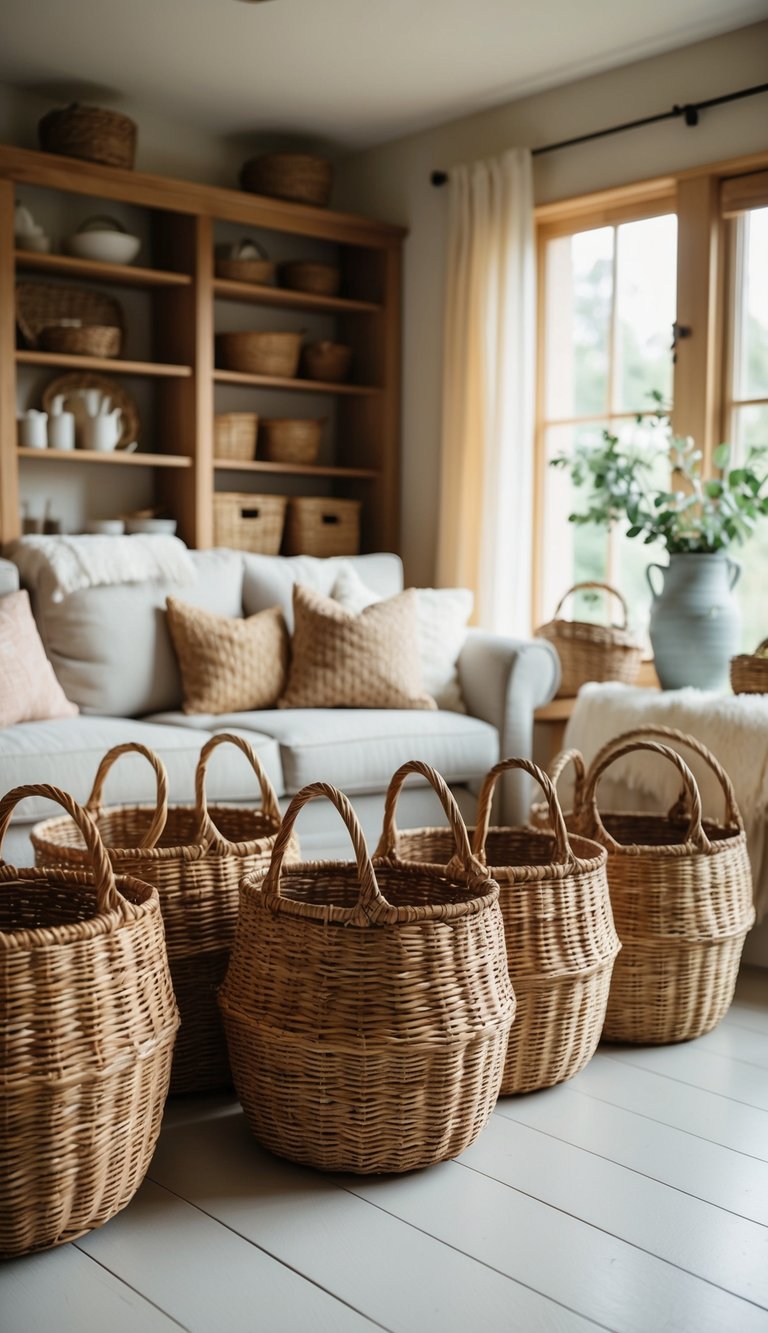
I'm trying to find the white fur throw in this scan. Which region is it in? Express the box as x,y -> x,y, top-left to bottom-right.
12,535 -> 197,602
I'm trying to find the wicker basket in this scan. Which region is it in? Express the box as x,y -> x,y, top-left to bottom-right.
1,783 -> 178,1257
302,339 -> 353,383
259,417 -> 323,465
376,758 -> 619,1094
42,372 -> 139,448
283,495 -> 360,557
731,637 -> 768,694
220,765 -> 515,1173
216,331 -> 303,378
31,737 -> 294,1096
38,104 -> 137,169
279,262 -> 340,297
240,153 -> 333,208
573,733 -> 755,1044
214,413 -> 259,461
213,491 -> 287,554
535,582 -> 643,698
39,323 -> 122,358
215,240 -> 275,286
16,282 -> 124,351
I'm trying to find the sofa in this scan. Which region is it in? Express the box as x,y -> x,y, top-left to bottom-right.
0,546 -> 560,868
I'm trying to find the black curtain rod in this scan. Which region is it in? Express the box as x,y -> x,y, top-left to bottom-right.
429,81 -> 768,185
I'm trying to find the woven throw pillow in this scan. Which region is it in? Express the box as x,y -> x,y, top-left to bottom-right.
0,589 -> 78,727
166,597 -> 288,714
279,584 -> 436,711
331,564 -> 472,712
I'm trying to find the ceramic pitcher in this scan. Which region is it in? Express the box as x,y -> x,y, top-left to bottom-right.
646,552 -> 741,691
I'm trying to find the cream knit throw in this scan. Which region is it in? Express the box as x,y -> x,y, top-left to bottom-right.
12,534 -> 197,602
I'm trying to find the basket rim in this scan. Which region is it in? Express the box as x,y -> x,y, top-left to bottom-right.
536,618 -> 643,650
388,823 -> 607,879
30,803 -> 281,864
0,867 -> 158,951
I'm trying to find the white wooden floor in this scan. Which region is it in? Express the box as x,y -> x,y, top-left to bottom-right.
4,967 -> 768,1333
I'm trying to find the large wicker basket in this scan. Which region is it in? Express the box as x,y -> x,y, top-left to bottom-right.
220,765 -> 515,1174
16,282 -> 124,352
213,491 -> 287,553
535,582 -> 643,698
376,758 -> 619,1094
259,417 -> 323,465
730,637 -> 768,694
283,495 -> 361,557
573,733 -> 755,1044
279,262 -> 340,297
240,153 -> 333,207
216,330 -> 303,378
1,784 -> 178,1257
38,104 -> 137,169
31,736 -> 293,1095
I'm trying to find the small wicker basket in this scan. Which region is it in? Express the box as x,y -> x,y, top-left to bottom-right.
730,637 -> 768,694
573,733 -> 755,1044
215,240 -> 276,286
302,339 -> 353,383
283,495 -> 360,557
216,330 -> 303,378
214,490 -> 287,553
1,783 -> 178,1257
31,737 -> 294,1095
279,262 -> 340,297
259,417 -> 323,465
240,153 -> 333,207
38,104 -> 137,169
535,582 -> 643,698
213,413 -> 259,461
39,323 -> 122,358
376,758 -> 619,1094
220,766 -> 515,1174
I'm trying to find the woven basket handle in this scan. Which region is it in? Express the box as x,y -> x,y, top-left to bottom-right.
553,582 -> 628,628
261,782 -> 393,926
587,724 -> 744,831
85,742 -> 169,849
194,732 -> 282,851
474,758 -> 573,864
0,784 -> 121,914
372,759 -> 482,876
549,748 -> 587,809
752,637 -> 768,655
582,740 -> 712,853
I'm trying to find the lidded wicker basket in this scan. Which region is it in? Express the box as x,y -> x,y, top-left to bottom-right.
31,736 -> 294,1095
38,104 -> 137,169
240,153 -> 333,207
535,582 -> 643,698
376,758 -> 619,1094
572,731 -> 755,1044
1,783 -> 178,1257
730,637 -> 768,694
220,763 -> 515,1174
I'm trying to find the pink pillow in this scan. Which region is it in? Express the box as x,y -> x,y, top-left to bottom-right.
0,590 -> 78,727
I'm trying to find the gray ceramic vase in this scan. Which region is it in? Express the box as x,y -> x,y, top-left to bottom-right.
646,552 -> 741,691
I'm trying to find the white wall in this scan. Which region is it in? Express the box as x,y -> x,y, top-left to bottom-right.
334,21 -> 768,585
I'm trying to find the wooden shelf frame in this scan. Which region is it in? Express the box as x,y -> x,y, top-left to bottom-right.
16,350 -> 192,377
213,458 -> 378,479
213,368 -> 382,396
14,249 -> 191,289
213,277 -> 380,315
18,447 -> 192,468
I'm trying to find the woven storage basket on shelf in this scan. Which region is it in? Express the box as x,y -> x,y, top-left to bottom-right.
240,153 -> 333,207
279,262 -> 340,297
572,731 -> 755,1044
213,491 -> 287,553
216,330 -> 303,378
215,240 -> 276,286
31,736 -> 294,1095
259,417 -> 323,465
220,763 -> 515,1173
730,637 -> 768,694
213,413 -> 259,461
376,758 -> 619,1094
16,282 -> 124,352
302,339 -> 353,383
38,104 -> 137,169
283,495 -> 361,557
1,783 -> 178,1257
39,323 -> 121,358
535,582 -> 644,698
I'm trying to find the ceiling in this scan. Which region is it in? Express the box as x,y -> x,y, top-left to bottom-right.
0,0 -> 765,154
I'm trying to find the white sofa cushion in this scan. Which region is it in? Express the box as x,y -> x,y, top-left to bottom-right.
241,552 -> 403,628
147,707 -> 498,794
25,549 -> 244,717
0,715 -> 284,826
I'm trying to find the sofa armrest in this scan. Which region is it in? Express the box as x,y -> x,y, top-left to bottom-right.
458,630 -> 560,823
0,559 -> 20,597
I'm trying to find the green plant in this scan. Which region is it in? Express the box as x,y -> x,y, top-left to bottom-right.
551,394 -> 768,553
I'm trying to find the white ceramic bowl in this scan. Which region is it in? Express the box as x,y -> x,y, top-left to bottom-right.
124,518 -> 177,536
63,231 -> 141,265
85,518 -> 125,535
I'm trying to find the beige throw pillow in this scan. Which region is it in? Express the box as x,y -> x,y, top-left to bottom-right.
0,589 -> 78,727
166,598 -> 288,714
279,584 -> 436,711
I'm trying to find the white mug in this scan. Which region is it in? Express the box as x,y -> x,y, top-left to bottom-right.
47,412 -> 76,451
18,411 -> 48,449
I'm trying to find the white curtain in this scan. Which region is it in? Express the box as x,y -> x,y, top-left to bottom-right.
436,148 -> 535,636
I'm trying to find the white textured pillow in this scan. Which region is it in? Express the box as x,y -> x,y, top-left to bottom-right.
331,565 -> 472,712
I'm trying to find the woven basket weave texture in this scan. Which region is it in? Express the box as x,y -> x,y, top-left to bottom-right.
38,104 -> 137,168
213,491 -> 287,554
730,638 -> 768,694
535,582 -> 643,698
283,495 -> 360,557
16,282 -> 124,351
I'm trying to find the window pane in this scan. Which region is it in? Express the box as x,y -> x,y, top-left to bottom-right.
545,228 -> 613,420
731,403 -> 768,458
736,523 -> 768,652
541,423 -> 608,623
614,214 -> 677,413
735,207 -> 768,402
